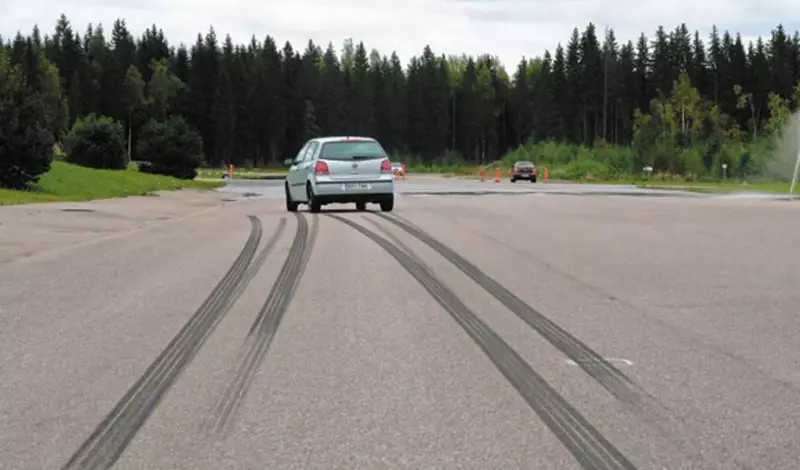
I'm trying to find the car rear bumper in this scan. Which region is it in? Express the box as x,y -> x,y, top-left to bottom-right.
313,179 -> 394,203
512,173 -> 536,179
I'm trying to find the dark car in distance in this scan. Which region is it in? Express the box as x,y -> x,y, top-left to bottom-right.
510,161 -> 537,183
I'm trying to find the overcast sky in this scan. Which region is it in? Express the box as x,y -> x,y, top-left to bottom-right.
2,0 -> 799,69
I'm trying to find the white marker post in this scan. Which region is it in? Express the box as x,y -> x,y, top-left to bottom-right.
790,147 -> 800,200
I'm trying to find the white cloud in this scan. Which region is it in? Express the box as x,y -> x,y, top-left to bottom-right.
1,0 -> 798,69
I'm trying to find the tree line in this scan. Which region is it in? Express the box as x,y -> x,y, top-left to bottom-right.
2,15 -> 800,187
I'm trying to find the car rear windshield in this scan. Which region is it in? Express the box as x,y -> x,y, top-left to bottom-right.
319,141 -> 386,160
515,161 -> 534,168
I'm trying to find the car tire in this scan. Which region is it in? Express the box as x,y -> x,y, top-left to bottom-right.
531,176 -> 537,183
355,202 -> 367,211
379,196 -> 394,212
510,178 -> 516,183
285,183 -> 298,212
307,183 -> 321,213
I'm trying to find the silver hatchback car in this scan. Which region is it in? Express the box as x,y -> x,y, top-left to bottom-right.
283,136 -> 395,213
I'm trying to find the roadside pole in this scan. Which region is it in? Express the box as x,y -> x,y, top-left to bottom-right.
790,124 -> 800,199
790,148 -> 800,199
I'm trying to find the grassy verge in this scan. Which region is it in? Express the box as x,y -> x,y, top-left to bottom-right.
634,180 -> 793,194
413,163 -> 796,194
404,164 -> 480,176
0,161 -> 223,205
197,167 -> 286,179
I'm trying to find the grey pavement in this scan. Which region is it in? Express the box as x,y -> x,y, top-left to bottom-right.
216,175 -> 791,201
0,177 -> 799,469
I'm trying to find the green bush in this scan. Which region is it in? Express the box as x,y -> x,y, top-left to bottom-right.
592,142 -> 635,176
136,116 -> 203,180
496,129 -> 797,182
678,147 -> 703,179
0,54 -> 54,189
561,159 -> 612,181
64,114 -> 127,169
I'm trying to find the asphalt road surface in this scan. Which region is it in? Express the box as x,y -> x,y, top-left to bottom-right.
1,179 -> 799,469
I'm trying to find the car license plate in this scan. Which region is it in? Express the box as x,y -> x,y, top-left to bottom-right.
343,183 -> 371,190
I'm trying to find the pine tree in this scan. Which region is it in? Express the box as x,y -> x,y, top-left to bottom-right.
348,41 -> 374,136
5,15 -> 800,177
0,51 -> 55,188
302,99 -> 321,142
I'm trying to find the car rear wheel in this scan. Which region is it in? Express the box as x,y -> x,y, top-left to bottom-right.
355,202 -> 367,211
531,176 -> 537,183
285,183 -> 298,212
379,196 -> 394,212
510,177 -> 516,183
306,183 -> 321,213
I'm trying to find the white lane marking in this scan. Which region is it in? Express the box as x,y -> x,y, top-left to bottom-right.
565,357 -> 634,366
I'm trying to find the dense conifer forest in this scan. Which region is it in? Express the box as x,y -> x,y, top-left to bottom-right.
3,15 -> 800,188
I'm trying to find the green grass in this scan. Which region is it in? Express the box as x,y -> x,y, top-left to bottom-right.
421,162 -> 797,194
0,161 -> 223,205
634,180 -> 794,194
196,167 -> 286,179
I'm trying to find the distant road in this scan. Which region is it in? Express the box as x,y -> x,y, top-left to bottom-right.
1,184 -> 799,469
214,174 -> 793,201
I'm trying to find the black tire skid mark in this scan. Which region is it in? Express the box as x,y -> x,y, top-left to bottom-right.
360,215 -> 432,271
419,206 -> 634,307
375,212 -> 708,464
62,215 -> 271,470
229,217 -> 288,301
375,213 -> 646,403
207,213 -> 317,437
328,214 -> 637,470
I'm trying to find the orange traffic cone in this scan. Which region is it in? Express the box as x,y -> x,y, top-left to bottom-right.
494,167 -> 500,183
480,167 -> 485,182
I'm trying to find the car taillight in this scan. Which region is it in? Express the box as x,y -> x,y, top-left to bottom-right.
380,159 -> 391,173
315,160 -> 329,175
513,167 -> 519,174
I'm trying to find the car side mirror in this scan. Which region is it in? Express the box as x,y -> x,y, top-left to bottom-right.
283,158 -> 294,167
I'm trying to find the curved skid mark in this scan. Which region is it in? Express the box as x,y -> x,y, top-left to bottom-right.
375,212 -> 707,465
62,216 -> 265,470
327,214 -> 637,470
375,213 -> 643,400
230,217 -> 288,301
207,212 -> 318,437
360,216 -> 431,270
